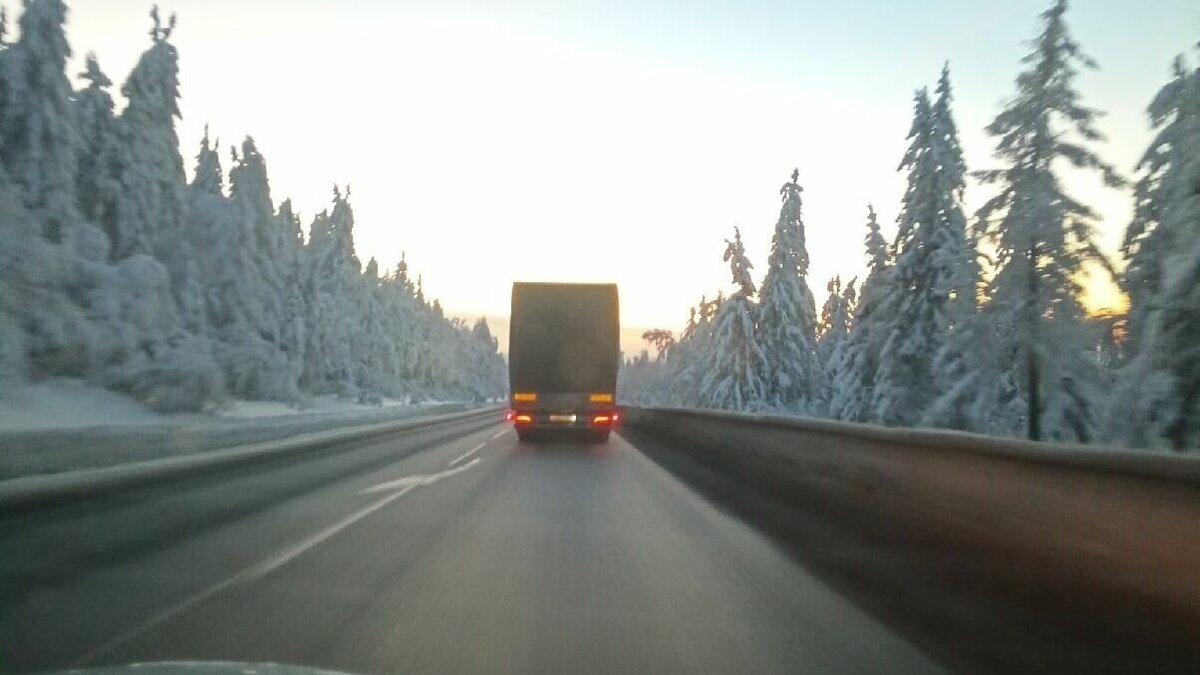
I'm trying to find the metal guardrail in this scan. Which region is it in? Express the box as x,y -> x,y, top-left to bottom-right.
623,406 -> 1200,485
0,407 -> 503,511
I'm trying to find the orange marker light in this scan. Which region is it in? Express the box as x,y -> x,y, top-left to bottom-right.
592,415 -> 611,425
513,392 -> 538,402
515,414 -> 534,424
589,393 -> 614,403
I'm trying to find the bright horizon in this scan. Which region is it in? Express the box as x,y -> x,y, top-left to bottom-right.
47,0 -> 1199,348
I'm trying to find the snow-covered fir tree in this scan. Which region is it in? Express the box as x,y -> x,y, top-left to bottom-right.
0,0 -> 87,377
699,228 -> 769,411
973,0 -> 1123,441
829,206 -> 895,422
301,188 -> 357,395
0,0 -> 77,243
872,70 -> 976,427
75,53 -> 120,238
817,275 -> 855,370
1116,44 -> 1200,450
756,169 -> 824,414
662,294 -> 719,407
115,7 -> 207,334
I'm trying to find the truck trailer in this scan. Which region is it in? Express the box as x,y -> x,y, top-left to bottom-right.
507,282 -> 620,443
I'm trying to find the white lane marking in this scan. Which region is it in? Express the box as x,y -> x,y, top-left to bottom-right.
359,457 -> 480,494
75,459 -> 481,666
449,443 -> 486,467
491,429 -> 509,440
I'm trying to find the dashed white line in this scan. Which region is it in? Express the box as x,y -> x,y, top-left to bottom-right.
491,429 -> 510,440
449,443 -> 486,467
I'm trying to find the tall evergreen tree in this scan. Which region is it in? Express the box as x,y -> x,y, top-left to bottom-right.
0,0 -> 77,242
873,71 -> 975,426
301,187 -> 357,394
757,169 -> 824,413
699,228 -> 769,411
114,7 -> 183,260
973,0 -> 1123,441
1117,45 -> 1200,450
75,53 -> 120,239
818,275 -> 855,366
829,206 -> 895,421
228,136 -> 298,398
664,294 -> 716,407
0,0 -> 97,377
115,7 -> 208,334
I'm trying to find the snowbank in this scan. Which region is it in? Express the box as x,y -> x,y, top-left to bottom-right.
0,378 -> 487,479
0,378 -> 170,431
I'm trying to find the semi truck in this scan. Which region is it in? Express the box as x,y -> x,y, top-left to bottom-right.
508,282 -> 620,443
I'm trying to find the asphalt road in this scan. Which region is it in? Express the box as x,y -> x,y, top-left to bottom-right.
0,416 -> 945,674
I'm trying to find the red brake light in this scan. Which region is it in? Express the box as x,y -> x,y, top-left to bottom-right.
592,415 -> 611,425
504,410 -> 515,421
611,413 -> 620,423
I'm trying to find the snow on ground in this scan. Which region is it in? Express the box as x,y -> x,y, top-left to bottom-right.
1,379 -> 486,479
0,378 -> 452,431
221,396 -> 411,419
0,378 -> 170,431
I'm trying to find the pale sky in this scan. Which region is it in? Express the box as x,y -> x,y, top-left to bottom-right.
37,0 -> 1200,347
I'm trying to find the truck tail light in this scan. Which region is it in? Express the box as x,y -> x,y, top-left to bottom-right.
515,413 -> 533,425
592,415 -> 611,425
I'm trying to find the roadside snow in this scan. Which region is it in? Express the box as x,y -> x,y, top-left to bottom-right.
0,378 -> 169,431
221,396 -> 411,419
0,379 -> 440,430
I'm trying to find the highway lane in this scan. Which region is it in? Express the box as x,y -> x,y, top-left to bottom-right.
0,417 -> 945,674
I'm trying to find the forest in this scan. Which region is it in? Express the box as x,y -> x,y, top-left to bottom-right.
0,1 -> 508,412
620,1 -> 1200,452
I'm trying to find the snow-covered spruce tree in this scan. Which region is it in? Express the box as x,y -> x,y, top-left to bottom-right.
468,317 -> 506,402
185,134 -> 288,400
817,275 -> 855,374
275,197 -> 308,398
756,169 -> 824,414
75,53 -> 121,241
0,0 -> 77,244
663,297 -> 713,407
974,0 -> 1123,442
301,188 -> 358,396
699,228 -> 769,411
1116,45 -> 1200,450
829,206 -> 895,422
921,65 -> 992,432
226,136 -> 300,400
115,7 -> 207,333
0,0 -> 91,378
872,72 -> 976,427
